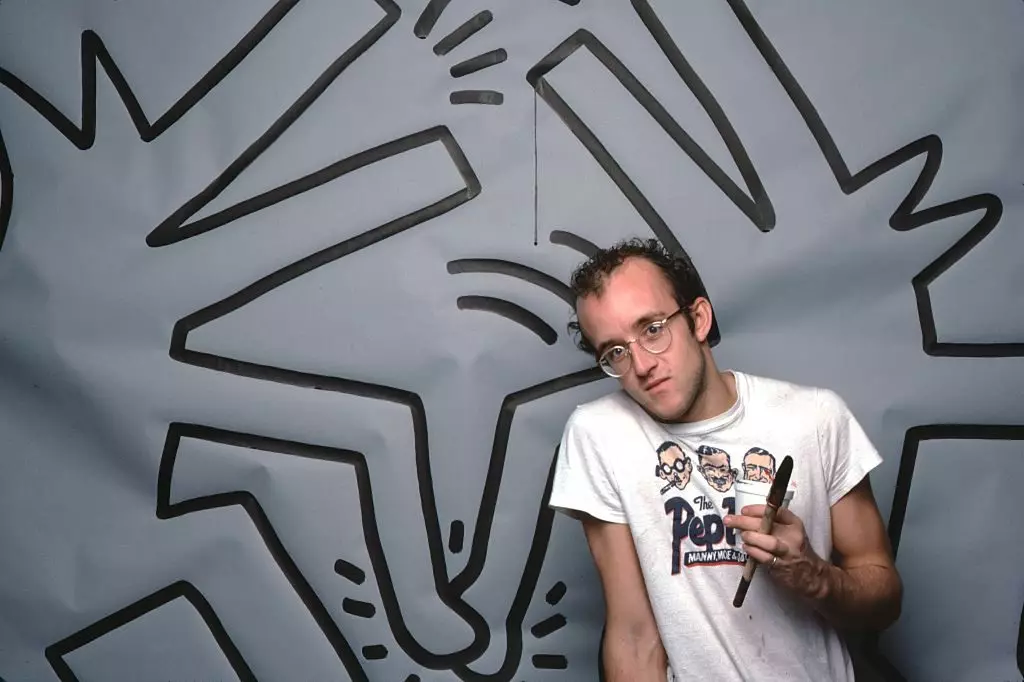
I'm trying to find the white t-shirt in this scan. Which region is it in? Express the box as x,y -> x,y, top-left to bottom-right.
549,371 -> 882,681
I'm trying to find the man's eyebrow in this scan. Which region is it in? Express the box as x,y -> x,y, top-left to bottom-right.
595,311 -> 669,354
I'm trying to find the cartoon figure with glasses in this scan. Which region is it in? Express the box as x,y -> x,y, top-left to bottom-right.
655,440 -> 693,494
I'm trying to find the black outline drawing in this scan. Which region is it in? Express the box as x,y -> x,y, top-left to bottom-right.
457,296 -> 558,345
874,424 -> 1024,681
0,0 -> 403,250
722,0 -> 1020,357
44,581 -> 254,682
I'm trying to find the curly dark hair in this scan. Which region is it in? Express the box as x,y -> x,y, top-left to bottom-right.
566,237 -> 720,354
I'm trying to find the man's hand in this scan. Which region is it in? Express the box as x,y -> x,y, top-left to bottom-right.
724,478 -> 902,632
724,505 -> 830,600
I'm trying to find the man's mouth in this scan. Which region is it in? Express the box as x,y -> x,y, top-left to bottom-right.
645,377 -> 669,392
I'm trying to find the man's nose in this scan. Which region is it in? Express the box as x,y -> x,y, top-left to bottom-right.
630,344 -> 657,376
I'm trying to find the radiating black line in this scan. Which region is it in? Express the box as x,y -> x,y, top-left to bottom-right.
456,296 -> 557,345
447,258 -> 573,306
0,129 -> 10,250
363,644 -> 389,660
44,581 -> 255,682
449,520 -> 465,554
450,90 -> 504,105
725,0 -> 1019,357
342,598 -> 377,618
532,654 -> 568,669
414,0 -> 451,39
549,229 -> 598,257
334,559 -> 366,585
545,582 -> 566,605
434,11 -> 493,56
450,49 -> 507,78
530,614 -> 567,639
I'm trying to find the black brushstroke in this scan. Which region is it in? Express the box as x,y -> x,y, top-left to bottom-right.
449,520 -> 465,554
450,90 -> 504,105
877,423 -> 1024,681
342,598 -> 377,619
414,0 -> 451,39
0,130 -> 10,250
456,296 -> 558,345
433,11 -> 493,56
530,24 -> 768,346
532,654 -> 568,669
1017,598 -> 1023,679
157,424 -> 483,674
405,676 -> 422,682
545,582 -> 566,606
530,614 -> 567,639
363,644 -> 388,660
725,0 -> 1019,357
555,0 -> 581,5
44,581 -> 254,682
450,49 -> 507,78
335,560 -> 367,585
447,258 -> 574,305
549,229 -> 599,258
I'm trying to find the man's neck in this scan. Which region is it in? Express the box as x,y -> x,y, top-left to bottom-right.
678,366 -> 737,424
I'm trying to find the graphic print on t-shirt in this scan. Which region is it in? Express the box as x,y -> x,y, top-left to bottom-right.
658,441 -> 787,572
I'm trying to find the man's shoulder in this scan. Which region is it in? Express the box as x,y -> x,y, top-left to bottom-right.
565,389 -> 642,433
739,371 -> 845,416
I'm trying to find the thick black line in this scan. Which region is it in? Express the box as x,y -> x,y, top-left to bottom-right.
0,129 -> 11,250
335,560 -> 367,585
530,614 -> 567,639
450,368 -> 605,596
450,90 -> 504,105
532,654 -> 568,669
1018,599 -> 1023,679
878,423 -> 1024,682
342,598 -> 377,618
545,582 -> 567,606
549,229 -> 599,258
450,49 -> 507,78
447,258 -> 574,305
145,0 -> 401,246
405,676 -> 422,682
362,644 -> 388,660
527,29 -> 735,347
433,11 -> 493,56
456,296 -> 558,345
44,581 -> 255,682
414,0 -> 451,39
156,423 -> 488,673
725,0 -> 1019,357
554,0 -> 581,5
449,520 -> 465,554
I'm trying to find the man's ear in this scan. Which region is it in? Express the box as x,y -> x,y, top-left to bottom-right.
690,297 -> 714,343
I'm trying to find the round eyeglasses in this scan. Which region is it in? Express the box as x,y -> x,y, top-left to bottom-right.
598,309 -> 682,378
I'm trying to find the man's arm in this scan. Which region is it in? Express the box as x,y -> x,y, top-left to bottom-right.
811,476 -> 902,630
580,514 -> 668,682
726,476 -> 902,632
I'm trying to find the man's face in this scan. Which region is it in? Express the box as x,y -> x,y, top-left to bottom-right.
657,444 -> 692,491
577,257 -> 709,422
698,450 -> 735,492
743,452 -> 775,483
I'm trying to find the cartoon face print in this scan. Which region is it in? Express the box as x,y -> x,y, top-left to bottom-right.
696,445 -> 737,493
742,447 -> 777,483
655,441 -> 693,494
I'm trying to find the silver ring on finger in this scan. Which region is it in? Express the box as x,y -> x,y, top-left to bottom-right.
770,555 -> 778,568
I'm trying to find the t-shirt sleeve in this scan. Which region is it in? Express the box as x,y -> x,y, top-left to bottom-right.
816,389 -> 884,507
547,408 -> 627,524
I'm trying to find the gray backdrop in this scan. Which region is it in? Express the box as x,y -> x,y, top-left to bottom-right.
1,1 -> 1022,681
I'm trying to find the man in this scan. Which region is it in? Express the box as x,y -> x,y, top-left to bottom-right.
548,238 -> 901,681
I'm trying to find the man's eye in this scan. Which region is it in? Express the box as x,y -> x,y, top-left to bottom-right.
646,323 -> 664,335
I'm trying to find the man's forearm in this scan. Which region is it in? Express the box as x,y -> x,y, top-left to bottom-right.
807,561 -> 902,631
602,629 -> 668,682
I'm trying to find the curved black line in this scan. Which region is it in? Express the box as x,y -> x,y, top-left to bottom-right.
452,367 -> 604,597
44,580 -> 255,682
456,296 -> 558,345
549,229 -> 599,258
157,423 -> 487,673
555,0 -> 581,5
0,129 -> 10,251
433,11 -> 493,56
450,90 -> 504,105
414,0 -> 451,39
726,0 -> 1020,357
447,258 -> 574,306
879,423 -> 1024,682
450,49 -> 507,78
145,0 -> 401,247
527,30 -> 729,346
